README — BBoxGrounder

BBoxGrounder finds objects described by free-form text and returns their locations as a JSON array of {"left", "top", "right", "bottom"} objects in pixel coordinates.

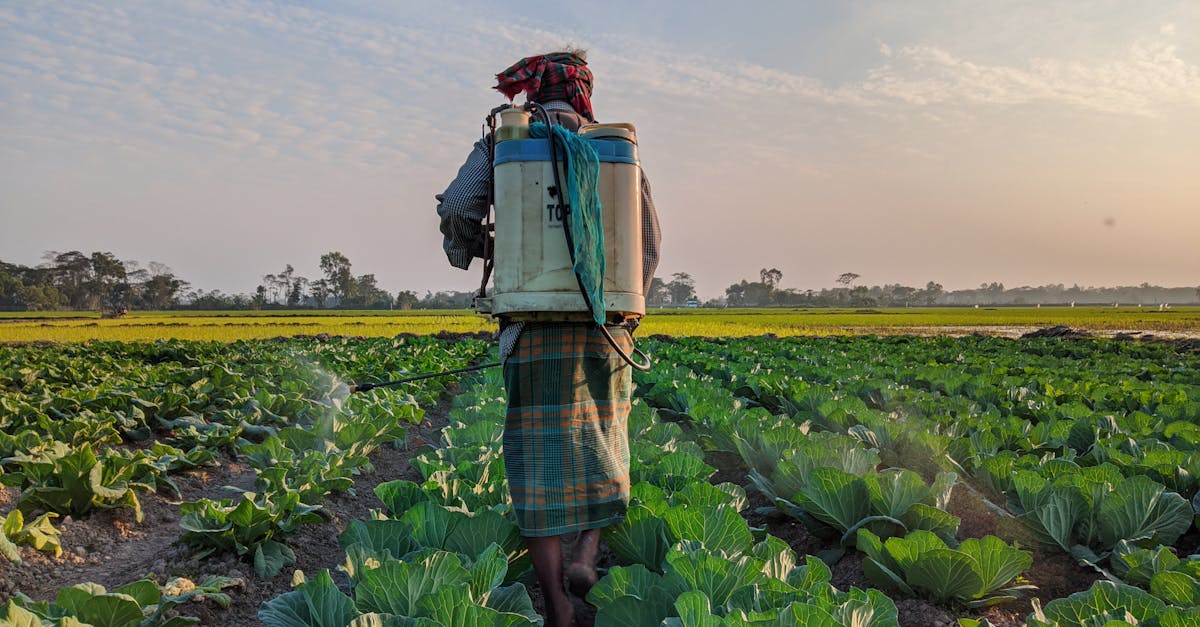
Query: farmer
[{"left": 436, "top": 49, "right": 661, "bottom": 626}]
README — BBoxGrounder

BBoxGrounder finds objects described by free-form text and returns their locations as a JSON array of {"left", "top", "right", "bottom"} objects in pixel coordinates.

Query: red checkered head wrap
[{"left": 494, "top": 52, "right": 595, "bottom": 122}]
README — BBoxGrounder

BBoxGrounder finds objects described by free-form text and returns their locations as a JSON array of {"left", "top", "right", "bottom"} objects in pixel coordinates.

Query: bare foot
[
  {"left": 546, "top": 593, "right": 576, "bottom": 627},
  {"left": 565, "top": 562, "right": 599, "bottom": 599}
]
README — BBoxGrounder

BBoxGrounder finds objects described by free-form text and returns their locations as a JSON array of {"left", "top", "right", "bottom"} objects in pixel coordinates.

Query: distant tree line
[
  {"left": 1, "top": 252, "right": 188, "bottom": 312},
  {"left": 2, "top": 252, "right": 1196, "bottom": 312},
  {"left": 0, "top": 251, "right": 410, "bottom": 312},
  {"left": 707, "top": 269, "right": 1199, "bottom": 308}
]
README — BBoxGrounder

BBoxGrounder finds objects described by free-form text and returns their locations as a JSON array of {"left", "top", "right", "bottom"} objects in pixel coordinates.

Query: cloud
[
  {"left": 5, "top": 0, "right": 1194, "bottom": 184},
  {"left": 9, "top": 3, "right": 1187, "bottom": 201},
  {"left": 2, "top": 2, "right": 505, "bottom": 175},
  {"left": 861, "top": 40, "right": 1200, "bottom": 117}
]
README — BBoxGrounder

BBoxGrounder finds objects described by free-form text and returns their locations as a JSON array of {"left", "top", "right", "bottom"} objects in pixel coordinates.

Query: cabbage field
[{"left": 2, "top": 323, "right": 1199, "bottom": 626}]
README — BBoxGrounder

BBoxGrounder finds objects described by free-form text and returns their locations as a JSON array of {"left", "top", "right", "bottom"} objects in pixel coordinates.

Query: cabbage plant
[
  {"left": 1110, "top": 540, "right": 1200, "bottom": 608},
  {"left": 3, "top": 442, "right": 151, "bottom": 522},
  {"left": 1027, "top": 581, "right": 1200, "bottom": 627},
  {"left": 1001, "top": 464, "right": 1192, "bottom": 566},
  {"left": 1, "top": 509, "right": 60, "bottom": 564},
  {"left": 856, "top": 529, "right": 1034, "bottom": 607},
  {"left": 362, "top": 481, "right": 529, "bottom": 583},
  {"left": 179, "top": 491, "right": 322, "bottom": 578},
  {"left": 260, "top": 550, "right": 540, "bottom": 627},
  {"left": 750, "top": 455, "right": 958, "bottom": 549},
  {"left": 588, "top": 551, "right": 898, "bottom": 626},
  {"left": 9, "top": 576, "right": 240, "bottom": 627},
  {"left": 603, "top": 482, "right": 751, "bottom": 572}
]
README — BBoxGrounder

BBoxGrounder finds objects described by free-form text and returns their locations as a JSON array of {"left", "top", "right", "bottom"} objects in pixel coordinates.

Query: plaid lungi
[{"left": 503, "top": 322, "right": 633, "bottom": 537}]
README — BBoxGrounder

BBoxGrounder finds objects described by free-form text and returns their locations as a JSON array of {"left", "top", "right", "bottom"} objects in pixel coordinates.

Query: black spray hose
[
  {"left": 349, "top": 361, "right": 501, "bottom": 394},
  {"left": 531, "top": 103, "right": 651, "bottom": 372}
]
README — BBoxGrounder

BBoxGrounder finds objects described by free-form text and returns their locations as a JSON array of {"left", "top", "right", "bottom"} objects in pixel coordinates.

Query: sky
[{"left": 1, "top": 0, "right": 1197, "bottom": 300}]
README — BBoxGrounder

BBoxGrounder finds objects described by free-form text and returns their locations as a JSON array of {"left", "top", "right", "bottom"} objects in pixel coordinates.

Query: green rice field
[{"left": 1, "top": 306, "right": 1197, "bottom": 343}]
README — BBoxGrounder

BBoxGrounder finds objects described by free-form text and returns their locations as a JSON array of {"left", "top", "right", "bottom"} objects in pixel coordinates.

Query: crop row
[
  {"left": 261, "top": 366, "right": 904, "bottom": 625},
  {"left": 634, "top": 335, "right": 1200, "bottom": 623},
  {"left": 1, "top": 336, "right": 488, "bottom": 624}
]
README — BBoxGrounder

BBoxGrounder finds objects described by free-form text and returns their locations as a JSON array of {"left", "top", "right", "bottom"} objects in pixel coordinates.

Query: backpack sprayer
[{"left": 350, "top": 103, "right": 650, "bottom": 393}]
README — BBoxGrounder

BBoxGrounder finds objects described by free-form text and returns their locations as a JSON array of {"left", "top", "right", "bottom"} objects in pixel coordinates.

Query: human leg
[
  {"left": 565, "top": 528, "right": 602, "bottom": 598},
  {"left": 526, "top": 535, "right": 574, "bottom": 627},
  {"left": 572, "top": 528, "right": 602, "bottom": 566},
  {"left": 504, "top": 325, "right": 634, "bottom": 618}
]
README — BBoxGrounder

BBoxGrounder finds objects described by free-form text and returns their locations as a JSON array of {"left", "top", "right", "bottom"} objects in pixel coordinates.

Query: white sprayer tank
[{"left": 490, "top": 108, "right": 645, "bottom": 319}]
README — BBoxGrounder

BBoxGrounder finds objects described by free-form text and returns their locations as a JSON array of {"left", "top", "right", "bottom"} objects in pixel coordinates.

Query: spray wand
[{"left": 348, "top": 361, "right": 501, "bottom": 394}]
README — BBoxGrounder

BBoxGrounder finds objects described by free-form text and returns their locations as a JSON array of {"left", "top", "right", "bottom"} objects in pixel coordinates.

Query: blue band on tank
[{"left": 494, "top": 138, "right": 638, "bottom": 166}]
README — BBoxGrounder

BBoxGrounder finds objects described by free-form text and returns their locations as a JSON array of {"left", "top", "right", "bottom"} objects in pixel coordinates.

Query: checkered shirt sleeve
[{"left": 436, "top": 138, "right": 492, "bottom": 270}]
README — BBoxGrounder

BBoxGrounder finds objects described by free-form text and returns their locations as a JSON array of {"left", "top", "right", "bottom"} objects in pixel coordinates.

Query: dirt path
[{"left": 0, "top": 458, "right": 255, "bottom": 605}]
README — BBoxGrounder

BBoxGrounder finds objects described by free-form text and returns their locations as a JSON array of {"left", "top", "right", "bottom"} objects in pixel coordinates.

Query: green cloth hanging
[{"left": 529, "top": 122, "right": 606, "bottom": 326}]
